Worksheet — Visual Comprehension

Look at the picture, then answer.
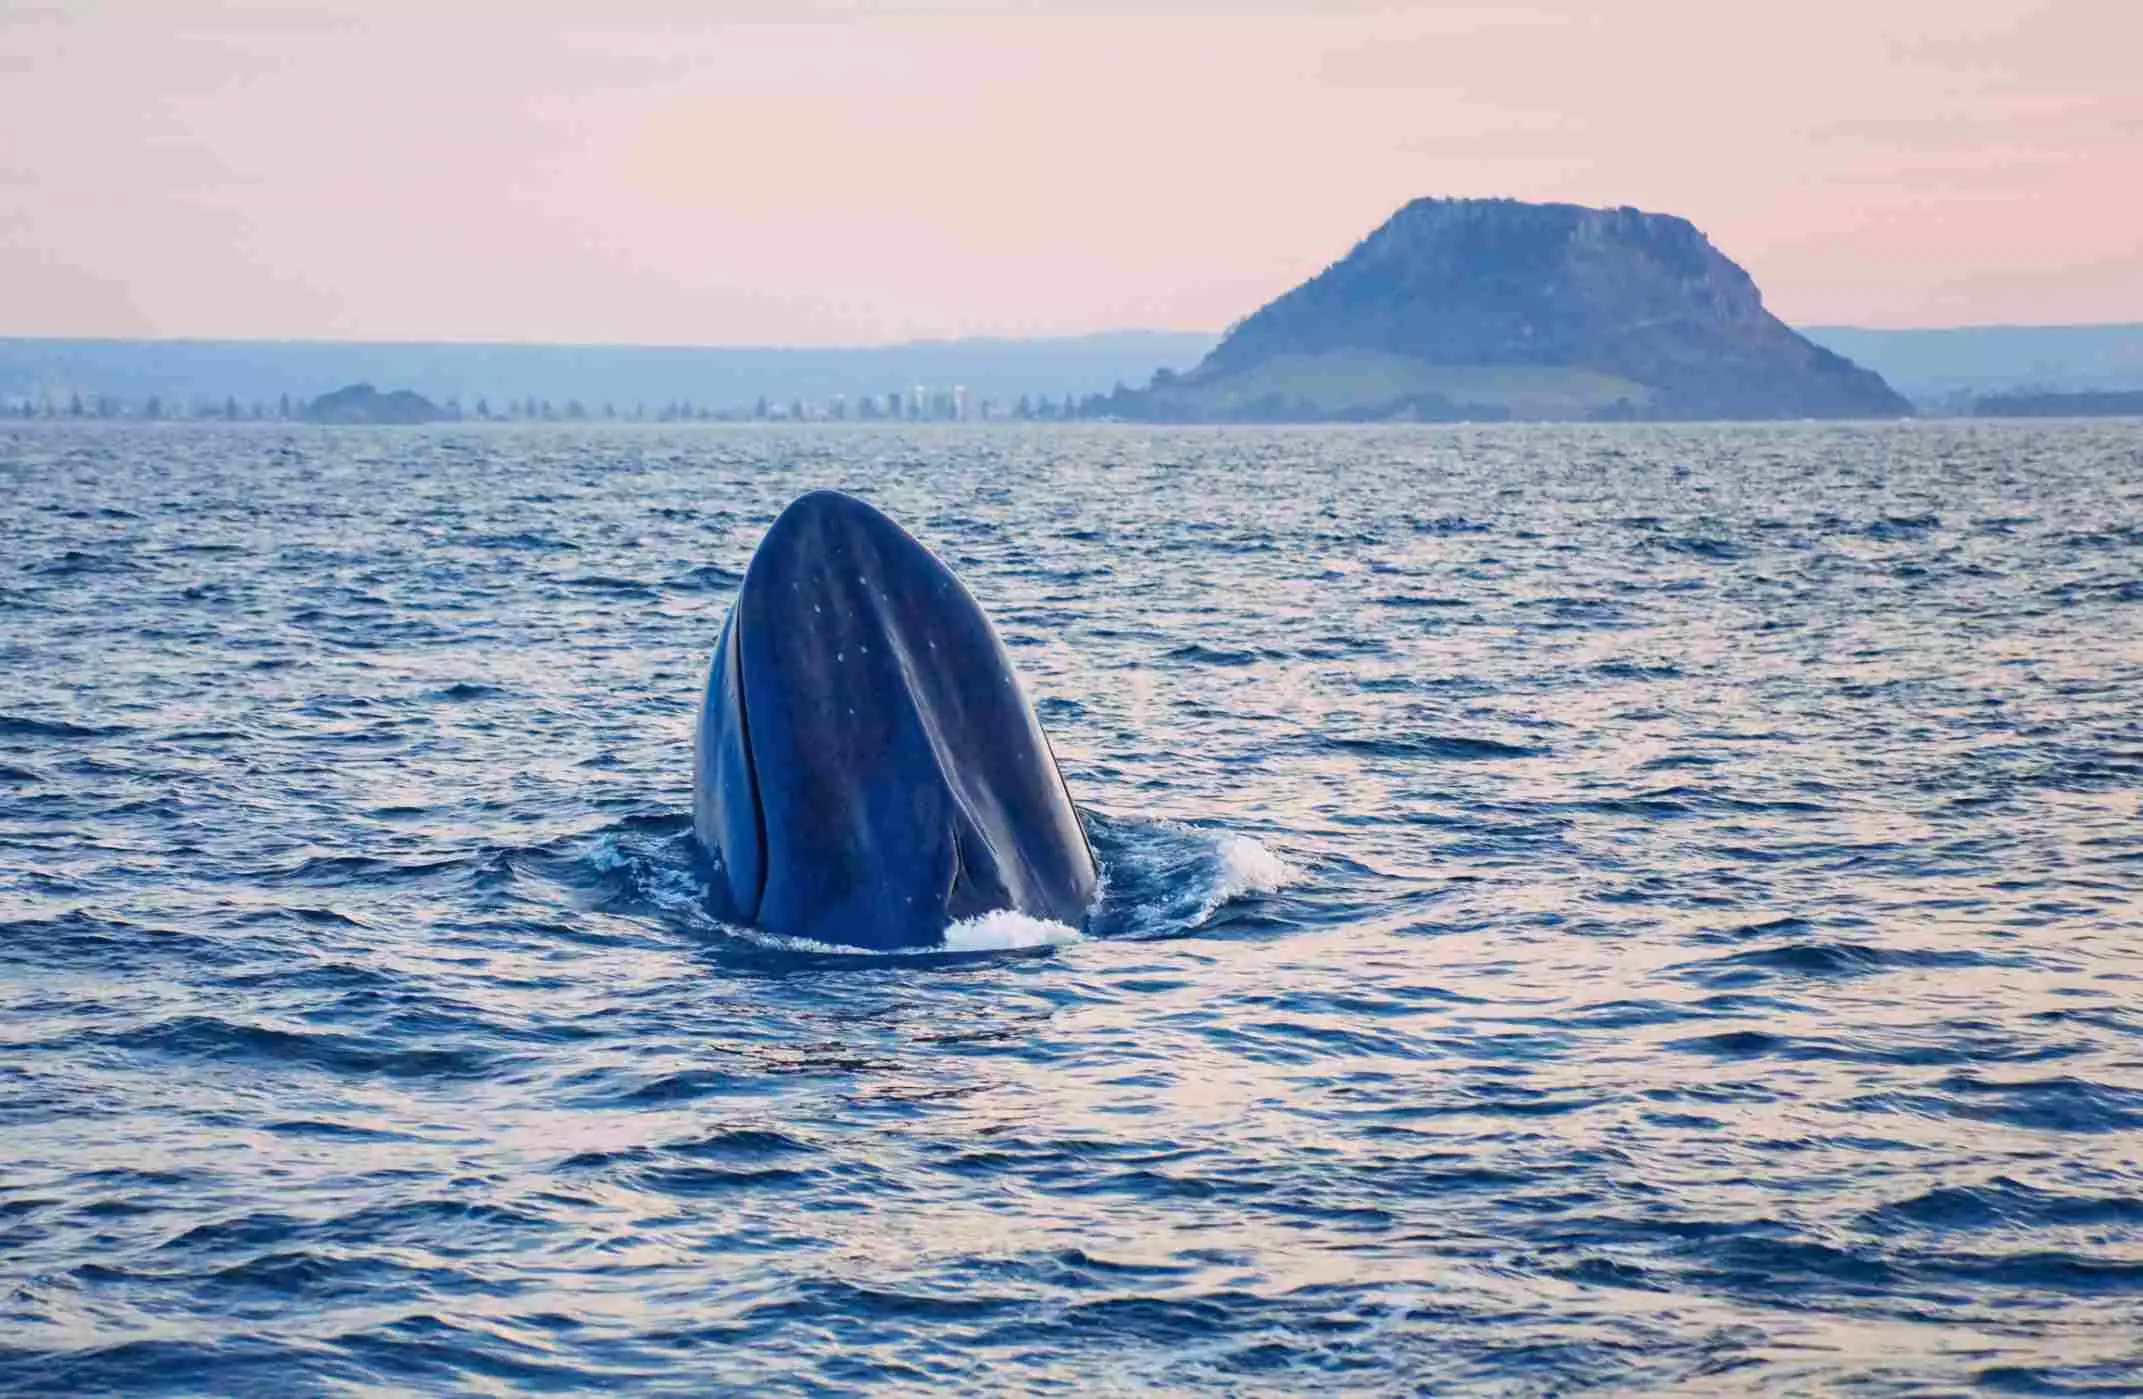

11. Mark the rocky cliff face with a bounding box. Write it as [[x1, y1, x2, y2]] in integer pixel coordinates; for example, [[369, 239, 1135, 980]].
[[1161, 198, 1909, 420]]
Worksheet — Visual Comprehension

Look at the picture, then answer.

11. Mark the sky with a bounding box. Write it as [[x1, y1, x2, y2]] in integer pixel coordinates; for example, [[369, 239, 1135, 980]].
[[2, 0, 2138, 345]]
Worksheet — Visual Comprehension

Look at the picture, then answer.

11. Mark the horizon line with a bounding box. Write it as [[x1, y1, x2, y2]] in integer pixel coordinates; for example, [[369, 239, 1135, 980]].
[[0, 328, 1221, 355], [6, 322, 2143, 354]]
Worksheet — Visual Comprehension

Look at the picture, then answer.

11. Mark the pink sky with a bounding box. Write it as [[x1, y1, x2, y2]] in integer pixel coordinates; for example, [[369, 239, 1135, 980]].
[[3, 0, 2137, 344]]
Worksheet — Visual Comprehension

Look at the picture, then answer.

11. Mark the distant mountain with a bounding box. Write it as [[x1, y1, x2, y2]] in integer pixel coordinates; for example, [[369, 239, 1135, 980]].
[[1119, 198, 1910, 422], [302, 383, 443, 424], [1801, 324, 2143, 409], [0, 331, 1220, 417], [1970, 389, 2143, 418]]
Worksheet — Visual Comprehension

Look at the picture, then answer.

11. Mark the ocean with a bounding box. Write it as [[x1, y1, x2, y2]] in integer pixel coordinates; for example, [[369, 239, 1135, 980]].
[[2, 420, 2139, 1394]]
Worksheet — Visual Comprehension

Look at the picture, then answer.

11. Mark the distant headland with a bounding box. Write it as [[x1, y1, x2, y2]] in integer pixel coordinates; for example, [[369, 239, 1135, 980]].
[[1110, 198, 1912, 422]]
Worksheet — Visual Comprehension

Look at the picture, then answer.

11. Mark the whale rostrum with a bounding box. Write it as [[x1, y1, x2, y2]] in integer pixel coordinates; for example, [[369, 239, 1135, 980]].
[[692, 490, 1098, 949]]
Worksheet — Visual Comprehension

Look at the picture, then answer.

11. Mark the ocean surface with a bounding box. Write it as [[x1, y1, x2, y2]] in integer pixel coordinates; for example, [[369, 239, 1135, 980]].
[[3, 420, 2140, 1396]]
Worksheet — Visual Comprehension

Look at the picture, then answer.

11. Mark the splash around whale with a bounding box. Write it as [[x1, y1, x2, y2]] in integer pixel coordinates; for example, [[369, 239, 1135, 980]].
[[692, 490, 1099, 951]]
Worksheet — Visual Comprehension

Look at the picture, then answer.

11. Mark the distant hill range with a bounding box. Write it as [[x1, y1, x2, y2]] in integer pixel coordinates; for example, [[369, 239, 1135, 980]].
[[1965, 389, 2143, 418], [0, 331, 1218, 418], [1115, 198, 1910, 422], [1799, 324, 2143, 411]]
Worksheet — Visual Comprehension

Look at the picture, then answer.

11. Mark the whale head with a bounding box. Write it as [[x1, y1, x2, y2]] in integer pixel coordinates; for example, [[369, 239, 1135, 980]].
[[693, 490, 1098, 950]]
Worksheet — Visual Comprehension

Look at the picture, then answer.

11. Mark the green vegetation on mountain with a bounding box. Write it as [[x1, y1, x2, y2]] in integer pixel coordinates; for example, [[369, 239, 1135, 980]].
[[1132, 352, 1650, 422]]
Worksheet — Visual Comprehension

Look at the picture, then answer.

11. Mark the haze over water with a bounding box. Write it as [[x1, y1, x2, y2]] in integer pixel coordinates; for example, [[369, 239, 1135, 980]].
[[2, 420, 2140, 1393]]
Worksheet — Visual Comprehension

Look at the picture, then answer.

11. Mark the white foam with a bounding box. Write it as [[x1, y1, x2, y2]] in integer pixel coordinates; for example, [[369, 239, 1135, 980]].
[[1176, 830, 1298, 929], [588, 834, 714, 913], [941, 908, 1084, 952], [583, 831, 1076, 956], [712, 909, 1080, 958], [642, 860, 711, 908], [1209, 831, 1296, 901], [719, 927, 902, 957]]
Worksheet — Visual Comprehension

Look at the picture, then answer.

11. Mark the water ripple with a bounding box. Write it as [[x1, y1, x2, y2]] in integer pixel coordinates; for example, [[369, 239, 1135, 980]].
[[2, 419, 2140, 1394]]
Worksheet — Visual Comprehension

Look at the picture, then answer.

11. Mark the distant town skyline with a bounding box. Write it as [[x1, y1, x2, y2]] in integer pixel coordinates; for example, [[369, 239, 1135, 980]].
[[0, 378, 1129, 424], [4, 1, 2137, 344]]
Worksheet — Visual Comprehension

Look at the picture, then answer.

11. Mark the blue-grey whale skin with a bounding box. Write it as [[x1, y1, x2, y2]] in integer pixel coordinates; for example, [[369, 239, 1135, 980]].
[[693, 490, 1098, 949]]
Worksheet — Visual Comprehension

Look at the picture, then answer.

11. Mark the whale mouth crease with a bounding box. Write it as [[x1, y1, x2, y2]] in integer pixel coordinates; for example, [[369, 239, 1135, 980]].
[[729, 610, 769, 924]]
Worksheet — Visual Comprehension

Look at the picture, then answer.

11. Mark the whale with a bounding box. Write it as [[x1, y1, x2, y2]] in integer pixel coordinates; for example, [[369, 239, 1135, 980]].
[[692, 490, 1099, 950]]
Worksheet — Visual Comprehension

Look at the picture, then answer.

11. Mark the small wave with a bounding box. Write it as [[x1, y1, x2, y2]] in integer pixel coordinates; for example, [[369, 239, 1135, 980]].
[[1936, 1073, 2143, 1134], [1593, 659, 1682, 680], [1863, 1177, 2143, 1232], [266, 853, 466, 886], [0, 910, 239, 969], [1680, 941, 2008, 982], [1162, 643, 1259, 667], [1639, 752, 1717, 771], [666, 563, 745, 591], [0, 714, 127, 740], [585, 833, 709, 911], [1652, 535, 1751, 561], [1374, 593, 1471, 609], [1207, 832, 1295, 904], [93, 1014, 500, 1079], [1865, 512, 1942, 539], [1332, 733, 1543, 760], [556, 574, 657, 596], [262, 1119, 415, 1141], [464, 531, 579, 550], [1086, 816, 1300, 939], [2048, 578, 2143, 605], [709, 915, 1076, 960], [943, 910, 1083, 952], [28, 549, 143, 576]]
